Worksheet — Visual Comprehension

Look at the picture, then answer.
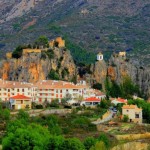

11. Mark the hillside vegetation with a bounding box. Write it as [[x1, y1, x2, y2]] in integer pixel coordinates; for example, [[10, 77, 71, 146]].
[[0, 0, 150, 65]]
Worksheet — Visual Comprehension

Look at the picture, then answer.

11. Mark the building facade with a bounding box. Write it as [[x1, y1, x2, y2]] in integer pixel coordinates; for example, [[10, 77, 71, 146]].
[[122, 105, 142, 123], [35, 80, 88, 103], [0, 79, 37, 102], [10, 94, 31, 110]]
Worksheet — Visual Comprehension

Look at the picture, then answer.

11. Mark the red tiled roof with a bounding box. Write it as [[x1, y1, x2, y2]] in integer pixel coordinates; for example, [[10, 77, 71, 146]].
[[110, 97, 127, 103], [117, 98, 127, 103], [10, 94, 31, 100], [85, 97, 101, 102]]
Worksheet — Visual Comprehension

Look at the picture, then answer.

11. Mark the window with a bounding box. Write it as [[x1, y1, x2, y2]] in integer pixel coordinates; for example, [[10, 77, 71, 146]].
[[93, 102, 98, 105], [135, 114, 139, 118], [85, 102, 92, 106], [126, 110, 129, 112], [22, 89, 24, 92], [17, 89, 19, 92], [8, 89, 10, 92], [39, 98, 42, 102]]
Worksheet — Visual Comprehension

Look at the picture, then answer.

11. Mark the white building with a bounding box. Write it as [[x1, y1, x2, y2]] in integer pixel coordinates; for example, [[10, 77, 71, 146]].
[[97, 52, 103, 61], [0, 79, 107, 105], [35, 80, 89, 103], [0, 79, 37, 102]]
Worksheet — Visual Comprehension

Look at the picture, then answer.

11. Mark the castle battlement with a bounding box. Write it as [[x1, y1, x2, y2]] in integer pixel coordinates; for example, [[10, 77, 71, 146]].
[[49, 37, 65, 48], [6, 52, 12, 59], [23, 49, 42, 55]]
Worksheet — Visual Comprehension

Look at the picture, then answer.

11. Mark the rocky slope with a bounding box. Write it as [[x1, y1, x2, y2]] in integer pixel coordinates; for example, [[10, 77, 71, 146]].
[[0, 46, 149, 96], [0, 0, 150, 65], [0, 47, 76, 83], [108, 55, 150, 96], [85, 55, 150, 96]]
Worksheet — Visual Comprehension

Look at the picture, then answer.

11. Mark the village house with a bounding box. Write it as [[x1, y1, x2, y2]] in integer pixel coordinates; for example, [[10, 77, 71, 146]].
[[94, 89, 106, 99], [80, 97, 101, 107], [122, 105, 143, 123], [9, 94, 31, 110], [111, 97, 127, 106]]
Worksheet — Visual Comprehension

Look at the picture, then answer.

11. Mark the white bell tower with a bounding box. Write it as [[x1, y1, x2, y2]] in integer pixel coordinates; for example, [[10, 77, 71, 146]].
[[97, 52, 103, 61]]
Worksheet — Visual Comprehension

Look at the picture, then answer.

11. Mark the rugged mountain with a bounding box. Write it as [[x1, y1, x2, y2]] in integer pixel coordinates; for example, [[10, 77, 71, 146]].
[[86, 55, 150, 97], [0, 0, 150, 65], [0, 47, 76, 83], [107, 55, 150, 96], [0, 45, 149, 96]]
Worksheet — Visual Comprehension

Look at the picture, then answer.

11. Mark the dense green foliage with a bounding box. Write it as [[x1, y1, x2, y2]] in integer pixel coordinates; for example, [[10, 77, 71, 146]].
[[105, 76, 142, 99], [1, 107, 113, 150], [65, 38, 96, 65], [84, 137, 97, 150], [12, 45, 27, 59], [0, 105, 10, 122], [3, 123, 50, 150], [98, 133, 110, 149], [122, 115, 129, 122], [48, 69, 60, 80], [90, 141, 107, 150], [92, 83, 102, 90], [35, 36, 49, 48]]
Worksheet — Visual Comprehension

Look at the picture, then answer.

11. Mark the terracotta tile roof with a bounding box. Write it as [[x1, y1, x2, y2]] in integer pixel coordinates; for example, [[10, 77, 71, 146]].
[[117, 98, 127, 103], [35, 80, 88, 89], [110, 97, 127, 103], [85, 97, 101, 102], [122, 105, 141, 110], [0, 79, 34, 88], [10, 94, 31, 100]]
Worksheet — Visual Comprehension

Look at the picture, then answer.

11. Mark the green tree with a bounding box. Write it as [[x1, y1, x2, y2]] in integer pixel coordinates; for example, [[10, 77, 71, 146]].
[[90, 141, 106, 150], [3, 124, 50, 150], [62, 138, 85, 150], [12, 45, 27, 59], [2, 109, 10, 121], [35, 36, 49, 48], [48, 136, 65, 150], [84, 137, 97, 150], [93, 83, 102, 90], [48, 69, 60, 80], [17, 109, 29, 122], [6, 119, 26, 133], [98, 133, 110, 149], [122, 115, 129, 122], [121, 76, 140, 99], [99, 99, 110, 109]]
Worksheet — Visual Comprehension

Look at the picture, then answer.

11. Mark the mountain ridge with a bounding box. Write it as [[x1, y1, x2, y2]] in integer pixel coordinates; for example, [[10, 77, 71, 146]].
[[0, 0, 150, 65]]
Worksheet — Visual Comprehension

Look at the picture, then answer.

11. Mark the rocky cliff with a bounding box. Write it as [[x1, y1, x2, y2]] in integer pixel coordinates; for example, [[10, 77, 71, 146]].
[[108, 55, 150, 96], [0, 47, 76, 83], [84, 55, 150, 97]]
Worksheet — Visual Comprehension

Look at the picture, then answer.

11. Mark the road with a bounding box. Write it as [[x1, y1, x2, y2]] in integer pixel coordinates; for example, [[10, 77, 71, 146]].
[[92, 110, 114, 125]]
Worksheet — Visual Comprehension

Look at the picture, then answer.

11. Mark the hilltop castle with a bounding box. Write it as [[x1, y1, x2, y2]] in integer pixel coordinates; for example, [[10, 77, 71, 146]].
[[6, 37, 65, 59]]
